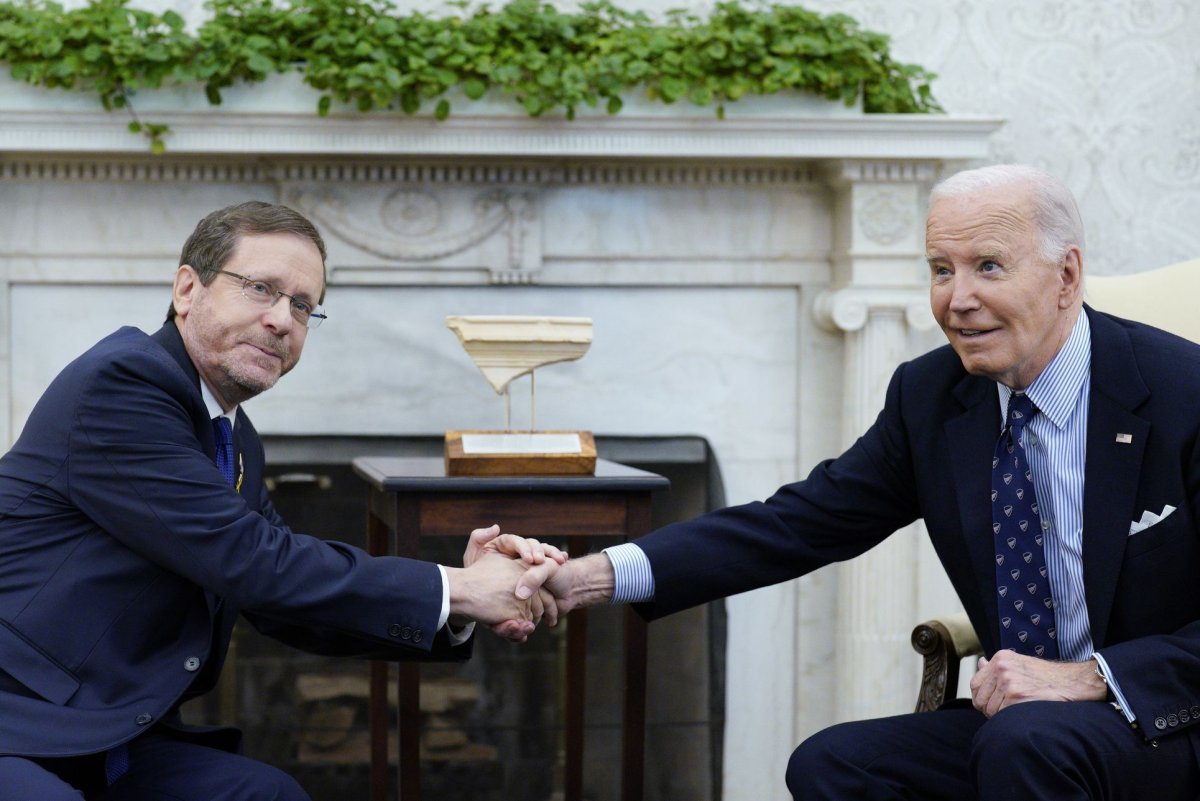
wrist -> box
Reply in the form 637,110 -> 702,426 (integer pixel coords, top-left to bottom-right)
560,554 -> 616,610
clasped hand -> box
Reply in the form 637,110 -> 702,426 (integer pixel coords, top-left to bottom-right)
446,524 -> 568,643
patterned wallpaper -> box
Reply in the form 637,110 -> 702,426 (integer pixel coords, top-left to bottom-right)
799,0 -> 1200,276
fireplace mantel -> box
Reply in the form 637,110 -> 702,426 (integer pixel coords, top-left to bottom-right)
0,75 -> 1000,801
0,74 -> 997,160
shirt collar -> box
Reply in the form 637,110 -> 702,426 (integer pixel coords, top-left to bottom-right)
200,380 -> 238,424
997,311 -> 1091,431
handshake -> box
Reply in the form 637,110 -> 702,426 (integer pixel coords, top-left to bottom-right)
443,524 -> 613,642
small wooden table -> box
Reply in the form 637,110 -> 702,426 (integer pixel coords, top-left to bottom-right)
353,456 -> 669,801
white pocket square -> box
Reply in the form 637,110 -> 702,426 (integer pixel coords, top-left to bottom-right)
1129,504 -> 1177,536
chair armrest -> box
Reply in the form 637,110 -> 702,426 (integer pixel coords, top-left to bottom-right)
911,612 -> 983,712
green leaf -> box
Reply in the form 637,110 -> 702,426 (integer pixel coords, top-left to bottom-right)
434,98 -> 450,119
463,78 -> 486,99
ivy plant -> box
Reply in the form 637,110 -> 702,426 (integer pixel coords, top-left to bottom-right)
0,0 -> 941,153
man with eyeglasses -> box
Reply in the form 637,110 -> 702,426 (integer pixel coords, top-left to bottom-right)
0,201 -> 559,801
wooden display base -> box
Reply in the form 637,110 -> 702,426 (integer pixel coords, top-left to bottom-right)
444,430 -> 597,476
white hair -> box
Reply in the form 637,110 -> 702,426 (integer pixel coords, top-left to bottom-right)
930,164 -> 1086,263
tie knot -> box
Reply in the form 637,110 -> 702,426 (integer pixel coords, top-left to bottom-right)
213,416 -> 233,447
1006,393 -> 1037,432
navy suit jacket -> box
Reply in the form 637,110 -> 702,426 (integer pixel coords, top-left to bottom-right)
635,306 -> 1200,740
0,322 -> 468,758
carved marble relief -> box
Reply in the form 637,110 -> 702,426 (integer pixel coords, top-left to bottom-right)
283,184 -> 541,284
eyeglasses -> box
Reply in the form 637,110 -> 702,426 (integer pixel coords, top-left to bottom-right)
217,270 -> 327,329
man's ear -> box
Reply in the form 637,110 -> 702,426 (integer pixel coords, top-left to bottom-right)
1058,246 -> 1084,309
172,265 -> 199,320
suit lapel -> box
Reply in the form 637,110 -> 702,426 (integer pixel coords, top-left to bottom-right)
945,372 -> 1004,654
1081,308 -> 1150,648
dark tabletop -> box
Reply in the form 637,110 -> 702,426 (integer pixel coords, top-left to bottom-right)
352,456 -> 670,494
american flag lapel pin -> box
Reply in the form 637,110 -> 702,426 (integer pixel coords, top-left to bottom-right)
1115,433 -> 1133,444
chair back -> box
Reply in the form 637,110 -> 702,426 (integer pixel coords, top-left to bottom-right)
1086,259 -> 1200,343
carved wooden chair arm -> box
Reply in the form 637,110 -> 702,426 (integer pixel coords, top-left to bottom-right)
911,612 -> 983,712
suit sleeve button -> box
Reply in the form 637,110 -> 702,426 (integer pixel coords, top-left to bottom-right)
399,626 -> 413,640
1180,709 -> 1191,724
1191,706 -> 1200,719
184,657 -> 201,672
1168,714 -> 1180,727
412,629 -> 423,644
135,713 -> 154,726
388,623 -> 403,637
1155,717 -> 1168,730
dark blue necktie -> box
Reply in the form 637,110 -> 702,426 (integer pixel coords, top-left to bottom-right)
214,416 -> 236,486
105,742 -> 130,785
992,393 -> 1059,659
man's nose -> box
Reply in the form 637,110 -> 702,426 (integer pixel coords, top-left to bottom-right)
947,275 -> 980,311
262,296 -> 295,333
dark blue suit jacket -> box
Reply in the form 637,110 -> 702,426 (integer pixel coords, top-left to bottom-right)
0,322 -> 468,758
635,306 -> 1200,741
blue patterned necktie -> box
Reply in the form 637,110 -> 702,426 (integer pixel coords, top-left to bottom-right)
214,416 -> 236,486
992,393 -> 1059,659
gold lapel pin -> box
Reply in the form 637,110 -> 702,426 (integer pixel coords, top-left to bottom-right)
1115,433 -> 1133,444
235,453 -> 245,493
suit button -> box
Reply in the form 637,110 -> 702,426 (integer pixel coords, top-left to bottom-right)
400,626 -> 413,640
1168,714 -> 1180,727
1191,706 -> 1200,719
388,623 -> 402,638
135,713 -> 153,726
1155,717 -> 1168,730
412,629 -> 423,644
184,657 -> 201,672
1181,709 -> 1191,724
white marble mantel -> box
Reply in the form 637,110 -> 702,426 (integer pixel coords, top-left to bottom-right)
0,78 -> 1000,801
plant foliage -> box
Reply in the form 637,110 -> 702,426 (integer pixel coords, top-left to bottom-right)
0,0 -> 941,151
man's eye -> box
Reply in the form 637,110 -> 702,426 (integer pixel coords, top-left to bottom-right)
247,281 -> 273,297
291,299 -> 313,316
981,261 -> 1000,272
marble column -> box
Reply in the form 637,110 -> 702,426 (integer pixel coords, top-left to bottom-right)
814,161 -> 940,723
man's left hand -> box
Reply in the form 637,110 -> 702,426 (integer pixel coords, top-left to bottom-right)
970,650 -> 1107,717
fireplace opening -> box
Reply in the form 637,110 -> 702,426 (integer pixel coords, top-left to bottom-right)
180,435 -> 726,801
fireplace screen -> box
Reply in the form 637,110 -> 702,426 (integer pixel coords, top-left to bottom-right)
179,436 -> 724,801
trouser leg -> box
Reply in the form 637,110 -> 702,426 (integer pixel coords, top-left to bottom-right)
97,731 -> 311,801
972,700 -> 1200,801
788,700 -> 1200,801
0,757 -> 87,801
787,704 -> 984,800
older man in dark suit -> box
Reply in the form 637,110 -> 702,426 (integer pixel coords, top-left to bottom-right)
0,202 -> 560,800
536,164 -> 1200,799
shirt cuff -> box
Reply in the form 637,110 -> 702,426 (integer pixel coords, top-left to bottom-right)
437,564 -> 451,630
603,543 -> 655,604
433,565 -> 477,646
1092,651 -> 1136,723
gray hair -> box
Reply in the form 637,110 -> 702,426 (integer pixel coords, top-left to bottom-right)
929,164 -> 1085,263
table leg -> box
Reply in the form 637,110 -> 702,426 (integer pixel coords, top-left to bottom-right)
367,501 -> 389,801
565,607 -> 588,801
622,609 -> 648,801
397,662 -> 421,800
